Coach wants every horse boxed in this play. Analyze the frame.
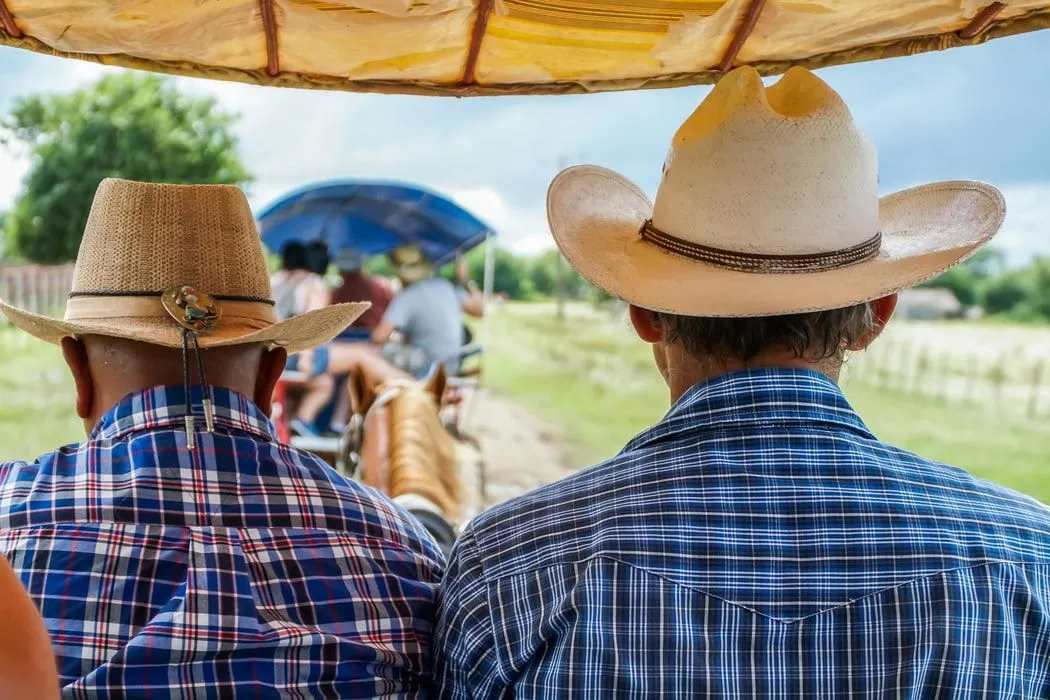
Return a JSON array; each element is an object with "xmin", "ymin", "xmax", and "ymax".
[{"xmin": 274, "ymin": 349, "xmax": 483, "ymax": 553}]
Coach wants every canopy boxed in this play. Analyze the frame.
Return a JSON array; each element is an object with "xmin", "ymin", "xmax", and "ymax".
[
  {"xmin": 257, "ymin": 181, "xmax": 493, "ymax": 265},
  {"xmin": 1, "ymin": 1, "xmax": 1047, "ymax": 95}
]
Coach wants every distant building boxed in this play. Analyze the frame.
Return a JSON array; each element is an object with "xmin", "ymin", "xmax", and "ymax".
[{"xmin": 897, "ymin": 287, "xmax": 964, "ymax": 320}]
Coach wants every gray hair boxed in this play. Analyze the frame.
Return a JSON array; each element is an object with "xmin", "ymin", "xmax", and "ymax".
[{"xmin": 655, "ymin": 303, "xmax": 876, "ymax": 363}]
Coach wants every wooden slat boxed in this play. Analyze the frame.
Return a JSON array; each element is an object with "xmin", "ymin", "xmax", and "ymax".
[
  {"xmin": 958, "ymin": 2, "xmax": 1006, "ymax": 39},
  {"xmin": 462, "ymin": 0, "xmax": 496, "ymax": 85},
  {"xmin": 0, "ymin": 0, "xmax": 22, "ymax": 38},
  {"xmin": 259, "ymin": 0, "xmax": 280, "ymax": 76}
]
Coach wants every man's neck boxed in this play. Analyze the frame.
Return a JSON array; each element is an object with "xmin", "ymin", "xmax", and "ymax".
[{"xmin": 664, "ymin": 350, "xmax": 841, "ymax": 404}]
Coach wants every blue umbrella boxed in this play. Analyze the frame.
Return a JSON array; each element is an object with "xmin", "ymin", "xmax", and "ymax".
[{"xmin": 256, "ymin": 180, "xmax": 494, "ymax": 265}]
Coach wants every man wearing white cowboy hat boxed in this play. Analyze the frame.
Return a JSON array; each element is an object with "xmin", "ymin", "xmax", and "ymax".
[
  {"xmin": 0, "ymin": 178, "xmax": 444, "ymax": 697},
  {"xmin": 435, "ymin": 67, "xmax": 1050, "ymax": 698}
]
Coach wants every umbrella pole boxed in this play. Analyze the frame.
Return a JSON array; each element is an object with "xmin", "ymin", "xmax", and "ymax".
[{"xmin": 482, "ymin": 233, "xmax": 496, "ymax": 321}]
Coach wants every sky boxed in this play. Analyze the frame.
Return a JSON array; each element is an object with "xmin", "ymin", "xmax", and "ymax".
[{"xmin": 0, "ymin": 30, "xmax": 1048, "ymax": 261}]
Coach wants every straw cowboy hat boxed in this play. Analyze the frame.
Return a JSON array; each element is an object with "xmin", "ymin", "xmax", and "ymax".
[
  {"xmin": 390, "ymin": 245, "xmax": 434, "ymax": 284},
  {"xmin": 0, "ymin": 178, "xmax": 367, "ymax": 353},
  {"xmin": 547, "ymin": 67, "xmax": 1006, "ymax": 317}
]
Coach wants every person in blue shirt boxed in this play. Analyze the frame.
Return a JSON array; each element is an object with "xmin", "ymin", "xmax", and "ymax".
[{"xmin": 434, "ymin": 67, "xmax": 1050, "ymax": 698}]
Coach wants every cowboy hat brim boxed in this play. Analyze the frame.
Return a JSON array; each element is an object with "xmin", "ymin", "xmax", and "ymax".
[
  {"xmin": 547, "ymin": 166, "xmax": 1006, "ymax": 317},
  {"xmin": 0, "ymin": 299, "xmax": 369, "ymax": 355}
]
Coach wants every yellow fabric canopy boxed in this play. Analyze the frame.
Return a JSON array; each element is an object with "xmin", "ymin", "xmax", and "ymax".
[{"xmin": 1, "ymin": 0, "xmax": 1048, "ymax": 95}]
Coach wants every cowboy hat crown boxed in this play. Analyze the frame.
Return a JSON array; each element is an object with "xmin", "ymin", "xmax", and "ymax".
[
  {"xmin": 655, "ymin": 66, "xmax": 877, "ymax": 259},
  {"xmin": 547, "ymin": 66, "xmax": 1005, "ymax": 317},
  {"xmin": 0, "ymin": 178, "xmax": 367, "ymax": 353}
]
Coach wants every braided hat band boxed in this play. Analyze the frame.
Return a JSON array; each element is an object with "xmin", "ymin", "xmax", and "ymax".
[{"xmin": 639, "ymin": 220, "xmax": 882, "ymax": 274}]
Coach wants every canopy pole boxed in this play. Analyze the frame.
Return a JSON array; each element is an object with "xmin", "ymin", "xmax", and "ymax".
[
  {"xmin": 718, "ymin": 0, "xmax": 767, "ymax": 72},
  {"xmin": 480, "ymin": 233, "xmax": 496, "ymax": 346},
  {"xmin": 259, "ymin": 0, "xmax": 280, "ymax": 76},
  {"xmin": 0, "ymin": 0, "xmax": 22, "ymax": 38},
  {"xmin": 482, "ymin": 233, "xmax": 496, "ymax": 308},
  {"xmin": 958, "ymin": 3, "xmax": 1006, "ymax": 39}
]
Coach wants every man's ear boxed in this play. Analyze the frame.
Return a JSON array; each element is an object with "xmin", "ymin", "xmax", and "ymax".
[
  {"xmin": 849, "ymin": 293, "xmax": 898, "ymax": 351},
  {"xmin": 61, "ymin": 337, "xmax": 94, "ymax": 420},
  {"xmin": 255, "ymin": 346, "xmax": 288, "ymax": 415},
  {"xmin": 628, "ymin": 305, "xmax": 666, "ymax": 344}
]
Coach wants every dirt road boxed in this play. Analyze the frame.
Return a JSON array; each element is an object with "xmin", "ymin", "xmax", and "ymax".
[{"xmin": 460, "ymin": 390, "xmax": 576, "ymax": 508}]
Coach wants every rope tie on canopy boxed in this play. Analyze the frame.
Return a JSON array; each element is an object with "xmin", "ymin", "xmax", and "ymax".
[
  {"xmin": 718, "ymin": 0, "xmax": 767, "ymax": 72},
  {"xmin": 958, "ymin": 3, "xmax": 1007, "ymax": 39},
  {"xmin": 462, "ymin": 0, "xmax": 496, "ymax": 85},
  {"xmin": 0, "ymin": 0, "xmax": 22, "ymax": 38},
  {"xmin": 259, "ymin": 0, "xmax": 280, "ymax": 76}
]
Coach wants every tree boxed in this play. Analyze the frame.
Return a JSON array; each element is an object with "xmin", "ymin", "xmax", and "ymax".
[
  {"xmin": 982, "ymin": 269, "xmax": 1031, "ymax": 315},
  {"xmin": 919, "ymin": 248, "xmax": 1006, "ymax": 307},
  {"xmin": 3, "ymin": 73, "xmax": 250, "ymax": 263}
]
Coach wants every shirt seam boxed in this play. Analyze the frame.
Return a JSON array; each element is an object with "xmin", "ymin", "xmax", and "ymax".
[
  {"xmin": 482, "ymin": 553, "xmax": 1050, "ymax": 626},
  {"xmin": 459, "ymin": 526, "xmax": 515, "ymax": 688}
]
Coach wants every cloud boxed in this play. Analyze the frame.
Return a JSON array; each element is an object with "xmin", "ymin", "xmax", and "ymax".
[
  {"xmin": 449, "ymin": 187, "xmax": 551, "ymax": 254},
  {"xmin": 997, "ymin": 183, "xmax": 1050, "ymax": 265}
]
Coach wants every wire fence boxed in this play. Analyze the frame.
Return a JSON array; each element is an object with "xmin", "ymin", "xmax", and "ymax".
[
  {"xmin": 0, "ymin": 264, "xmax": 75, "ymax": 320},
  {"xmin": 843, "ymin": 337, "xmax": 1050, "ymax": 420}
]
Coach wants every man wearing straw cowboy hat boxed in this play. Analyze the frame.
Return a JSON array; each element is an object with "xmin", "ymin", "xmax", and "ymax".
[
  {"xmin": 0, "ymin": 178, "xmax": 443, "ymax": 697},
  {"xmin": 436, "ymin": 67, "xmax": 1050, "ymax": 698}
]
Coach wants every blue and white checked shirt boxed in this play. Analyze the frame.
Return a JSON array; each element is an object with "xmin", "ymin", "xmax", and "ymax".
[
  {"xmin": 435, "ymin": 368, "xmax": 1050, "ymax": 698},
  {"xmin": 0, "ymin": 385, "xmax": 444, "ymax": 698}
]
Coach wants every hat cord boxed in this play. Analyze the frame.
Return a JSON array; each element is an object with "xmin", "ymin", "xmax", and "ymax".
[
  {"xmin": 179, "ymin": 329, "xmax": 217, "ymax": 450},
  {"xmin": 180, "ymin": 330, "xmax": 196, "ymax": 450}
]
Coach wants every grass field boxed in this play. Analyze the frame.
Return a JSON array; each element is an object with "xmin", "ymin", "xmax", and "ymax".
[
  {"xmin": 481, "ymin": 302, "xmax": 1050, "ymax": 503},
  {"xmin": 0, "ymin": 329, "xmax": 81, "ymax": 459}
]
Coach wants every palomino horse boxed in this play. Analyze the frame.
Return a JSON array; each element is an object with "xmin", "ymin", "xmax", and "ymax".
[
  {"xmin": 343, "ymin": 358, "xmax": 484, "ymax": 552},
  {"xmin": 276, "ymin": 347, "xmax": 483, "ymax": 552}
]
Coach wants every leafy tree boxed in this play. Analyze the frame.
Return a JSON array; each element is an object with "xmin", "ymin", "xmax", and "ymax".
[
  {"xmin": 462, "ymin": 245, "xmax": 533, "ymax": 299},
  {"xmin": 3, "ymin": 73, "xmax": 250, "ymax": 263},
  {"xmin": 919, "ymin": 248, "xmax": 1006, "ymax": 307},
  {"xmin": 982, "ymin": 269, "xmax": 1032, "ymax": 315},
  {"xmin": 527, "ymin": 249, "xmax": 588, "ymax": 300}
]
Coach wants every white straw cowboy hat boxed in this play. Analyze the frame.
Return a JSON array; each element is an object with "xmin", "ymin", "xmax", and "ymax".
[
  {"xmin": 0, "ymin": 178, "xmax": 368, "ymax": 353},
  {"xmin": 547, "ymin": 67, "xmax": 1006, "ymax": 317}
]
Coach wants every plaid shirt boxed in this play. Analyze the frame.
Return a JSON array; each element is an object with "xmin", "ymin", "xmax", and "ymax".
[
  {"xmin": 0, "ymin": 385, "xmax": 444, "ymax": 699},
  {"xmin": 435, "ymin": 368, "xmax": 1050, "ymax": 699}
]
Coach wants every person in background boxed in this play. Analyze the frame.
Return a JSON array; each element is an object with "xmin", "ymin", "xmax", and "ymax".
[
  {"xmin": 435, "ymin": 67, "xmax": 1050, "ymax": 698},
  {"xmin": 372, "ymin": 245, "xmax": 483, "ymax": 377},
  {"xmin": 0, "ymin": 178, "xmax": 442, "ymax": 697},
  {"xmin": 331, "ymin": 250, "xmax": 395, "ymax": 331},
  {"xmin": 271, "ymin": 240, "xmax": 334, "ymax": 435}
]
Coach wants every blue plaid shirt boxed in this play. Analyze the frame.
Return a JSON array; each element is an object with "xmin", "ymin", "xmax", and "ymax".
[
  {"xmin": 435, "ymin": 368, "xmax": 1050, "ymax": 698},
  {"xmin": 0, "ymin": 385, "xmax": 444, "ymax": 698}
]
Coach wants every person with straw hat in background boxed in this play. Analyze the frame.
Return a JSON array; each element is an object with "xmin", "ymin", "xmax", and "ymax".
[
  {"xmin": 0, "ymin": 178, "xmax": 444, "ymax": 697},
  {"xmin": 435, "ymin": 67, "xmax": 1050, "ymax": 698}
]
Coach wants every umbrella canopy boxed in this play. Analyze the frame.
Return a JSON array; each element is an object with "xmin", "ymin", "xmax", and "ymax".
[
  {"xmin": 257, "ymin": 181, "xmax": 493, "ymax": 265},
  {"xmin": 0, "ymin": 1, "xmax": 1047, "ymax": 95}
]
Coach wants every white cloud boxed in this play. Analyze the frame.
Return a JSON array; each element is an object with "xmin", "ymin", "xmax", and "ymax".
[
  {"xmin": 998, "ymin": 183, "xmax": 1050, "ymax": 265},
  {"xmin": 449, "ymin": 187, "xmax": 552, "ymax": 254}
]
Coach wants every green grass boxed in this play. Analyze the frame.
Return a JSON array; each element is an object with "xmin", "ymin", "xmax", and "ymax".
[
  {"xmin": 0, "ymin": 329, "xmax": 82, "ymax": 461},
  {"xmin": 482, "ymin": 302, "xmax": 1050, "ymax": 503}
]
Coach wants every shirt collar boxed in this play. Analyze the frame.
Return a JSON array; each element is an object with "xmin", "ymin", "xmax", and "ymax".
[
  {"xmin": 91, "ymin": 385, "xmax": 277, "ymax": 442},
  {"xmin": 624, "ymin": 367, "xmax": 874, "ymax": 452}
]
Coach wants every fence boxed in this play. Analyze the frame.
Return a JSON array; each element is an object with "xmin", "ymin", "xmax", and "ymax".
[
  {"xmin": 843, "ymin": 336, "xmax": 1050, "ymax": 420},
  {"xmin": 0, "ymin": 264, "xmax": 75, "ymax": 320}
]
